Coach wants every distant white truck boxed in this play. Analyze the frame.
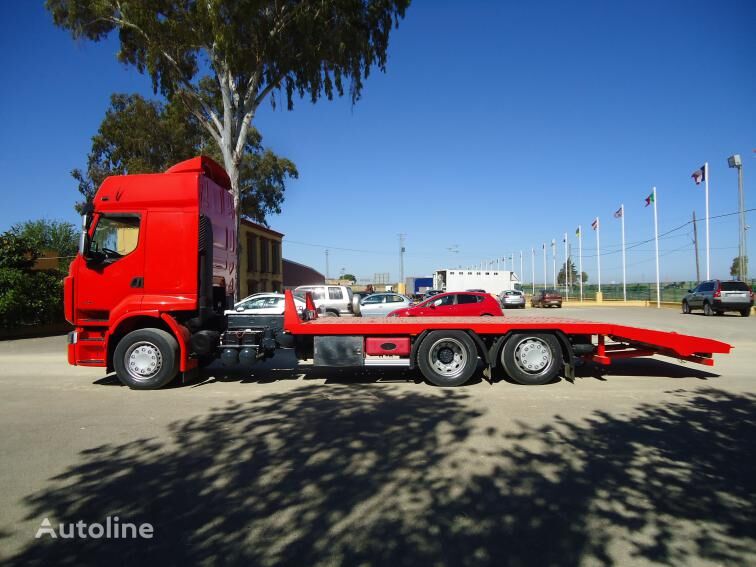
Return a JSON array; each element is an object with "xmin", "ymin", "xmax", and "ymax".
[{"xmin": 433, "ymin": 268, "xmax": 520, "ymax": 296}]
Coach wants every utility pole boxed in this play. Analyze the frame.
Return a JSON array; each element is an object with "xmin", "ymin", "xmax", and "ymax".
[
  {"xmin": 325, "ymin": 249, "xmax": 330, "ymax": 279},
  {"xmin": 551, "ymin": 239, "xmax": 556, "ymax": 289},
  {"xmin": 728, "ymin": 154, "xmax": 747, "ymax": 280},
  {"xmin": 398, "ymin": 234, "xmax": 406, "ymax": 284},
  {"xmin": 692, "ymin": 211, "xmax": 700, "ymax": 282}
]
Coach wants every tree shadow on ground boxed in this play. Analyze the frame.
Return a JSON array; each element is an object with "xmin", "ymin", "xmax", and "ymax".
[
  {"xmin": 5, "ymin": 387, "xmax": 754, "ymax": 566},
  {"xmin": 575, "ymin": 357, "xmax": 720, "ymax": 381}
]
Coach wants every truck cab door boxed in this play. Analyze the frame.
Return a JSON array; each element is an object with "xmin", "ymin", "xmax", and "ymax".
[{"xmin": 75, "ymin": 213, "xmax": 145, "ymax": 322}]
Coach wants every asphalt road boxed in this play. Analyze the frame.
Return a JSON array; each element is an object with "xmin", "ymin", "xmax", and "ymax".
[{"xmin": 1, "ymin": 306, "xmax": 754, "ymax": 566}]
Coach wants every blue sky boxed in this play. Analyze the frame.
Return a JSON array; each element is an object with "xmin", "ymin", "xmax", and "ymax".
[{"xmin": 1, "ymin": 1, "xmax": 754, "ymax": 284}]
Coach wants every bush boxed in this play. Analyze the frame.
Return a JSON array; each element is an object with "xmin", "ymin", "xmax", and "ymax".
[{"xmin": 0, "ymin": 268, "xmax": 65, "ymax": 328}]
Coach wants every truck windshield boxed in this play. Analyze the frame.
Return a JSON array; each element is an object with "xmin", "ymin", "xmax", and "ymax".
[{"xmin": 88, "ymin": 215, "xmax": 141, "ymax": 260}]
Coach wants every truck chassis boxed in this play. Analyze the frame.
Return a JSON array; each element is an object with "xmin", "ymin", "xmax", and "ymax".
[{"xmin": 220, "ymin": 291, "xmax": 732, "ymax": 388}]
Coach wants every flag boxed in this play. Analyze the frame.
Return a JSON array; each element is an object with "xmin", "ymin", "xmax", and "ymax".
[
  {"xmin": 645, "ymin": 192, "xmax": 654, "ymax": 207},
  {"xmin": 691, "ymin": 164, "xmax": 706, "ymax": 185},
  {"xmin": 614, "ymin": 206, "xmax": 623, "ymax": 218},
  {"xmin": 591, "ymin": 218, "xmax": 599, "ymax": 230}
]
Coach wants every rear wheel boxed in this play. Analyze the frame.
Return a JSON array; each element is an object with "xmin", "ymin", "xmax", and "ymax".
[
  {"xmin": 325, "ymin": 310, "xmax": 340, "ymax": 317},
  {"xmin": 501, "ymin": 333, "xmax": 561, "ymax": 385},
  {"xmin": 417, "ymin": 331, "xmax": 478, "ymax": 387},
  {"xmin": 741, "ymin": 308, "xmax": 751, "ymax": 317},
  {"xmin": 703, "ymin": 302, "xmax": 714, "ymax": 316},
  {"xmin": 682, "ymin": 300, "xmax": 691, "ymax": 314},
  {"xmin": 113, "ymin": 328, "xmax": 179, "ymax": 390},
  {"xmin": 715, "ymin": 310, "xmax": 724, "ymax": 316}
]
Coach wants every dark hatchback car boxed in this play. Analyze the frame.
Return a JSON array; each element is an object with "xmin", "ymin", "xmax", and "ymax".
[
  {"xmin": 531, "ymin": 289, "xmax": 563, "ymax": 308},
  {"xmin": 682, "ymin": 280, "xmax": 753, "ymax": 317}
]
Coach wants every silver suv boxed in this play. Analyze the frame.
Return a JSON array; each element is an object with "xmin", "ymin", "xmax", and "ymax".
[
  {"xmin": 294, "ymin": 285, "xmax": 354, "ymax": 316},
  {"xmin": 682, "ymin": 280, "xmax": 753, "ymax": 317}
]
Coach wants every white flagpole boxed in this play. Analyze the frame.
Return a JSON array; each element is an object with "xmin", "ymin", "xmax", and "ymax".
[
  {"xmin": 542, "ymin": 244, "xmax": 547, "ymax": 290},
  {"xmin": 653, "ymin": 187, "xmax": 660, "ymax": 308},
  {"xmin": 578, "ymin": 226, "xmax": 583, "ymax": 302},
  {"xmin": 563, "ymin": 233, "xmax": 568, "ymax": 301},
  {"xmin": 596, "ymin": 218, "xmax": 602, "ymax": 294},
  {"xmin": 621, "ymin": 204, "xmax": 626, "ymax": 302},
  {"xmin": 704, "ymin": 162, "xmax": 710, "ymax": 280},
  {"xmin": 531, "ymin": 247, "xmax": 535, "ymax": 294}
]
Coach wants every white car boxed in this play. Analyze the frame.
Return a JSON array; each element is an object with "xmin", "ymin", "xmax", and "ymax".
[
  {"xmin": 499, "ymin": 289, "xmax": 526, "ymax": 309},
  {"xmin": 226, "ymin": 293, "xmax": 305, "ymax": 316},
  {"xmin": 359, "ymin": 293, "xmax": 412, "ymax": 316}
]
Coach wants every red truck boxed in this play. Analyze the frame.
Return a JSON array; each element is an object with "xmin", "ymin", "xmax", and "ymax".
[{"xmin": 65, "ymin": 157, "xmax": 731, "ymax": 389}]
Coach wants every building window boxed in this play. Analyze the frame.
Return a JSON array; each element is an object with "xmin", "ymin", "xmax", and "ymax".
[
  {"xmin": 246, "ymin": 234, "xmax": 258, "ymax": 273},
  {"xmin": 260, "ymin": 238, "xmax": 270, "ymax": 273},
  {"xmin": 272, "ymin": 241, "xmax": 281, "ymax": 274}
]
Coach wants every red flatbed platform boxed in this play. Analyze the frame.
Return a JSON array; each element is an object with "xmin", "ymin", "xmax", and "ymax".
[{"xmin": 283, "ymin": 292, "xmax": 731, "ymax": 365}]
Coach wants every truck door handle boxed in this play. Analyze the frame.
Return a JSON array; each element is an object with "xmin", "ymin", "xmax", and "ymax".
[{"xmin": 130, "ymin": 277, "xmax": 144, "ymax": 288}]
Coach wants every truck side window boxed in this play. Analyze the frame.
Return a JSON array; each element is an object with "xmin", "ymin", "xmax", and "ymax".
[
  {"xmin": 328, "ymin": 287, "xmax": 343, "ymax": 300},
  {"xmin": 89, "ymin": 215, "xmax": 140, "ymax": 261}
]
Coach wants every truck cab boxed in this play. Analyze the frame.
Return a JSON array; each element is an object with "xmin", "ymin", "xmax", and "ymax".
[{"xmin": 65, "ymin": 157, "xmax": 236, "ymax": 388}]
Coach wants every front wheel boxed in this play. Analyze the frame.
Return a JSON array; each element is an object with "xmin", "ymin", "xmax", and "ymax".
[
  {"xmin": 682, "ymin": 301, "xmax": 691, "ymax": 314},
  {"xmin": 113, "ymin": 328, "xmax": 179, "ymax": 390},
  {"xmin": 417, "ymin": 331, "xmax": 478, "ymax": 387},
  {"xmin": 501, "ymin": 333, "xmax": 562, "ymax": 385}
]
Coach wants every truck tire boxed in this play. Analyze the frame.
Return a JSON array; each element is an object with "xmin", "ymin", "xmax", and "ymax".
[
  {"xmin": 417, "ymin": 330, "xmax": 478, "ymax": 387},
  {"xmin": 703, "ymin": 302, "xmax": 714, "ymax": 316},
  {"xmin": 501, "ymin": 332, "xmax": 561, "ymax": 385},
  {"xmin": 113, "ymin": 328, "xmax": 179, "ymax": 390}
]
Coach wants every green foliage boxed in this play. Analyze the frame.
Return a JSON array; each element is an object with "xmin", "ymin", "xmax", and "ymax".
[
  {"xmin": 0, "ymin": 268, "xmax": 64, "ymax": 328},
  {"xmin": 0, "ymin": 229, "xmax": 67, "ymax": 328},
  {"xmin": 729, "ymin": 256, "xmax": 748, "ymax": 277},
  {"xmin": 73, "ymin": 93, "xmax": 298, "ymax": 224},
  {"xmin": 46, "ymin": 0, "xmax": 410, "ymax": 108},
  {"xmin": 341, "ymin": 273, "xmax": 357, "ymax": 283},
  {"xmin": 10, "ymin": 219, "xmax": 78, "ymax": 269},
  {"xmin": 557, "ymin": 259, "xmax": 580, "ymax": 285},
  {"xmin": 0, "ymin": 232, "xmax": 38, "ymax": 270}
]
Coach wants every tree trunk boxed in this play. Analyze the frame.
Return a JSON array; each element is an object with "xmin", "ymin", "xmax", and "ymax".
[{"xmin": 224, "ymin": 158, "xmax": 242, "ymax": 303}]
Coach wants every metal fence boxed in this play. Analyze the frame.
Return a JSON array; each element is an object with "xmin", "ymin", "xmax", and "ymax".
[{"xmin": 520, "ymin": 279, "xmax": 756, "ymax": 303}]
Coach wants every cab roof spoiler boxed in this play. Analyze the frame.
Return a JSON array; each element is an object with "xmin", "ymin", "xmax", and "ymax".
[{"xmin": 165, "ymin": 156, "xmax": 231, "ymax": 190}]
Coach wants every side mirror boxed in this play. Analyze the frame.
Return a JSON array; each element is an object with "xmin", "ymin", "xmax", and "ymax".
[
  {"xmin": 687, "ymin": 289, "xmax": 693, "ymax": 293},
  {"xmin": 430, "ymin": 304, "xmax": 436, "ymax": 309}
]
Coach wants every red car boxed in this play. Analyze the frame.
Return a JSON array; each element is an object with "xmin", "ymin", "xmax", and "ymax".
[{"xmin": 387, "ymin": 291, "xmax": 503, "ymax": 317}]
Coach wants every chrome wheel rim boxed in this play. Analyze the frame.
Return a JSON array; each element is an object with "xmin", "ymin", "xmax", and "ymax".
[
  {"xmin": 512, "ymin": 337, "xmax": 553, "ymax": 376},
  {"xmin": 428, "ymin": 338, "xmax": 467, "ymax": 378},
  {"xmin": 125, "ymin": 341, "xmax": 162, "ymax": 381}
]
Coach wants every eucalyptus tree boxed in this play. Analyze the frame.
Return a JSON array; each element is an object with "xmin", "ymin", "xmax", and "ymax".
[{"xmin": 48, "ymin": 0, "xmax": 410, "ymax": 294}]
